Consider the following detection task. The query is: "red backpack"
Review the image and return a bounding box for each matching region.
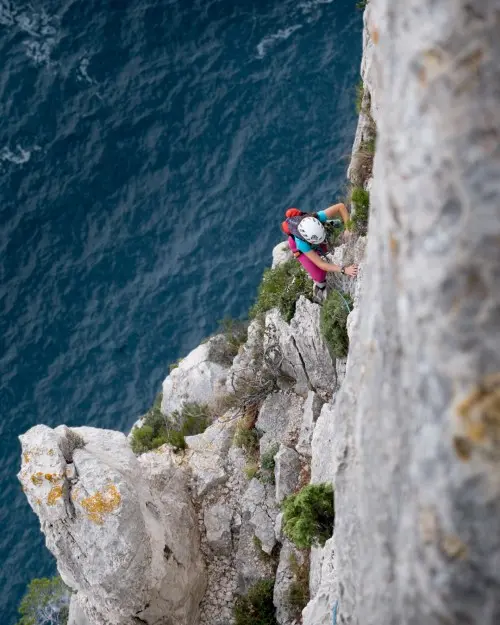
[281,209,327,256]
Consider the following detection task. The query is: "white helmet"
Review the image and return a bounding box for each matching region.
[298,216,326,245]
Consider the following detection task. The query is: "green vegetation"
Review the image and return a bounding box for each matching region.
[17,576,70,625]
[355,79,364,113]
[324,219,346,248]
[234,419,260,457]
[260,444,279,485]
[320,290,353,359]
[245,462,259,480]
[287,552,310,615]
[207,318,249,367]
[361,136,376,154]
[131,396,211,454]
[350,186,370,230]
[219,317,249,357]
[250,260,313,323]
[233,579,277,625]
[281,483,335,549]
[356,0,368,10]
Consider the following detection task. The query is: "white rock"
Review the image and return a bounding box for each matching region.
[161,336,231,415]
[204,503,233,555]
[265,299,337,399]
[18,425,206,625]
[226,318,264,394]
[67,595,91,625]
[296,391,324,457]
[256,391,305,456]
[241,479,279,554]
[274,540,306,625]
[274,512,284,542]
[274,445,301,504]
[272,241,293,268]
[184,415,237,497]
[302,538,335,625]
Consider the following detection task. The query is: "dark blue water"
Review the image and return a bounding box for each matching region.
[0,0,361,621]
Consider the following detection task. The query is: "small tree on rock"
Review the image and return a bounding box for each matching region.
[281,483,334,549]
[17,576,71,625]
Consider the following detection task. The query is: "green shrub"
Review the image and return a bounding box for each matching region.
[351,186,370,223]
[17,576,70,625]
[220,317,249,354]
[320,291,353,359]
[233,579,277,625]
[281,483,335,549]
[131,397,210,454]
[356,0,368,10]
[250,260,313,323]
[355,79,364,113]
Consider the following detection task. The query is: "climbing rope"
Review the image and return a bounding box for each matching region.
[332,600,338,625]
[335,290,352,314]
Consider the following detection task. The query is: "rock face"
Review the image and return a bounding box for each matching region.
[302,538,335,625]
[184,415,237,497]
[274,445,301,504]
[273,540,306,625]
[272,241,293,268]
[161,336,230,415]
[241,478,279,555]
[204,503,233,555]
[308,2,500,624]
[265,298,336,399]
[18,425,206,625]
[256,391,305,455]
[296,391,324,458]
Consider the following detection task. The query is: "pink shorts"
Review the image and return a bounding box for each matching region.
[288,236,327,284]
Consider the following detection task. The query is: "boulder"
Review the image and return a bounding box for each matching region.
[18,425,206,625]
[204,503,233,555]
[161,336,231,415]
[272,241,293,268]
[274,445,301,504]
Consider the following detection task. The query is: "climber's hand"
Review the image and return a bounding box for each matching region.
[342,229,353,241]
[345,264,358,277]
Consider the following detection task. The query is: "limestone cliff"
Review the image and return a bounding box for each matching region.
[17,2,500,625]
[308,1,500,624]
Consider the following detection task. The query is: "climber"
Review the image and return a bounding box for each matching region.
[282,203,358,301]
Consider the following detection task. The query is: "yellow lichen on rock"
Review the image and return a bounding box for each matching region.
[31,472,44,486]
[44,473,61,483]
[23,452,31,464]
[79,484,122,524]
[47,485,63,506]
